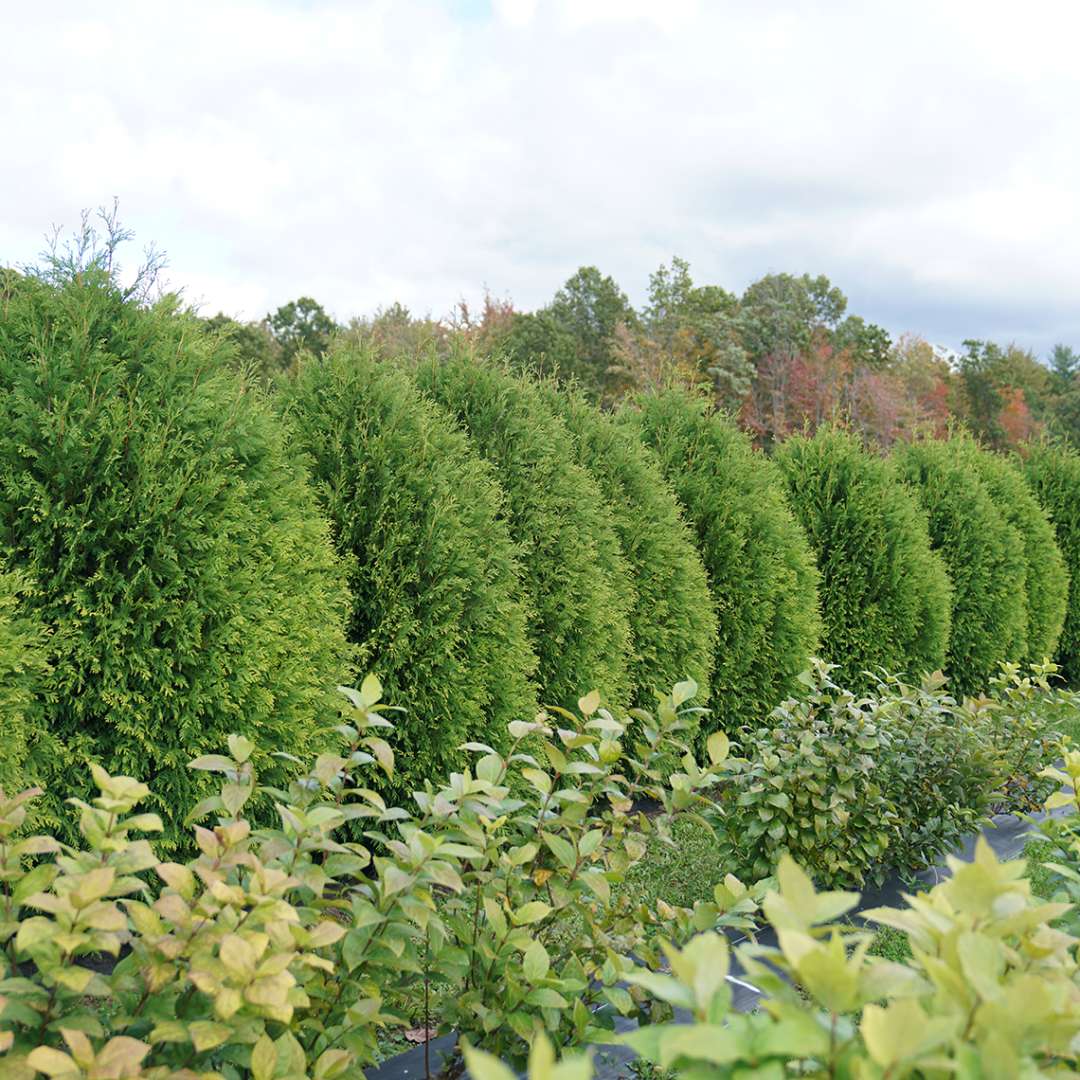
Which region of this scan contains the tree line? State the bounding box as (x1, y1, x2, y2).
(207, 256, 1080, 450)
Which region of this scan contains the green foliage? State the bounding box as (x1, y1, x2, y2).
(955, 439, 1068, 664)
(776, 426, 952, 688)
(539, 383, 717, 712)
(0, 271, 352, 846)
(625, 388, 821, 730)
(1024, 440, 1080, 682)
(0, 677, 756, 1077)
(414, 356, 635, 711)
(1030, 744, 1080, 938)
(283, 347, 538, 795)
(718, 660, 1067, 889)
(266, 297, 337, 370)
(893, 436, 1028, 696)
(0, 569, 49, 793)
(615, 843, 1080, 1077)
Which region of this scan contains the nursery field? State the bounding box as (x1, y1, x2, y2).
(4, 253, 1080, 1076)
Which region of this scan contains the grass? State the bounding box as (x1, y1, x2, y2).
(622, 815, 730, 911)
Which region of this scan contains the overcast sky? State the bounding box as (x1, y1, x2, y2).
(3, 0, 1079, 354)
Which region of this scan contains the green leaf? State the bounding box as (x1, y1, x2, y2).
(523, 939, 550, 982)
(512, 901, 552, 926)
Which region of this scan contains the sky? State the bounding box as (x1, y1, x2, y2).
(3, 0, 1079, 355)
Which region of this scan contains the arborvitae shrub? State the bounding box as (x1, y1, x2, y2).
(0, 271, 352, 843)
(0, 568, 49, 793)
(283, 348, 538, 791)
(893, 437, 1027, 696)
(624, 388, 821, 730)
(958, 440, 1067, 665)
(1023, 442, 1080, 681)
(414, 356, 635, 710)
(541, 384, 718, 709)
(775, 426, 952, 689)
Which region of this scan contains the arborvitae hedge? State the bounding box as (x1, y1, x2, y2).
(0, 568, 49, 793)
(625, 388, 821, 730)
(414, 357, 635, 710)
(1023, 442, 1080, 682)
(775, 426, 952, 690)
(0, 272, 352, 843)
(540, 383, 718, 709)
(284, 348, 538, 792)
(957, 440, 1067, 665)
(893, 438, 1027, 696)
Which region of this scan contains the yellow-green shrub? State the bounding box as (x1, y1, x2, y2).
(0, 271, 352, 844)
(0, 568, 49, 793)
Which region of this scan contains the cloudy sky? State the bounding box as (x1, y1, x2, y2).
(3, 0, 1079, 354)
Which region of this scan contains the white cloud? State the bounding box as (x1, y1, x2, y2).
(2, 0, 1079, 350)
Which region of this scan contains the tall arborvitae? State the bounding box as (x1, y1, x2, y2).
(894, 437, 1027, 696)
(284, 348, 538, 793)
(541, 383, 718, 714)
(415, 357, 635, 711)
(0, 270, 352, 844)
(776, 426, 952, 690)
(625, 388, 821, 731)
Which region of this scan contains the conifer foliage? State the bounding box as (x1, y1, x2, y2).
(625, 388, 821, 730)
(776, 426, 952, 689)
(1024, 442, 1080, 681)
(542, 384, 718, 710)
(894, 437, 1027, 696)
(0, 567, 49, 793)
(284, 348, 539, 792)
(0, 269, 352, 842)
(415, 357, 635, 710)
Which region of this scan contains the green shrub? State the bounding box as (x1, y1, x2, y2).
(0, 567, 49, 793)
(776, 426, 951, 688)
(623, 388, 821, 730)
(540, 383, 717, 710)
(612, 844, 1080, 1077)
(1023, 441, 1080, 681)
(0, 271, 351, 844)
(283, 348, 538, 793)
(0, 677, 749, 1076)
(414, 356, 635, 710)
(957, 438, 1068, 664)
(893, 437, 1027, 696)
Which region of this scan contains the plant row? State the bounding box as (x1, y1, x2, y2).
(4, 271, 1080, 840)
(0, 667, 1077, 1077)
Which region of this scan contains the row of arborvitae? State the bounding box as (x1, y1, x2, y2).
(5, 267, 1080, 837)
(1, 671, 1077, 1077)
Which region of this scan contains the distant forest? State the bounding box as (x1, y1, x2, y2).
(205, 257, 1080, 450)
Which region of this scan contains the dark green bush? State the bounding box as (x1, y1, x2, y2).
(540, 383, 717, 709)
(283, 348, 538, 792)
(0, 567, 49, 792)
(624, 388, 821, 730)
(775, 426, 952, 689)
(893, 437, 1027, 696)
(0, 271, 352, 843)
(957, 439, 1068, 664)
(414, 356, 635, 709)
(1023, 442, 1080, 681)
